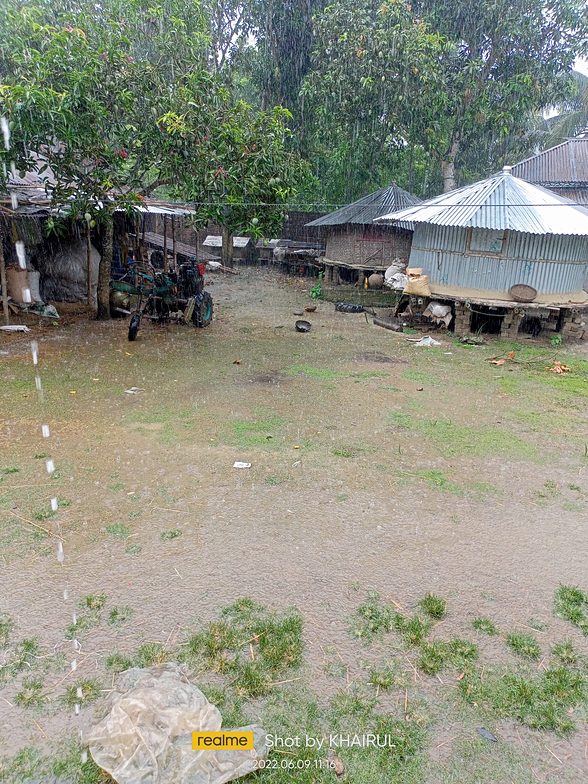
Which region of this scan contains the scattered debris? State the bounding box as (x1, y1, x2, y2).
(477, 727, 498, 743)
(407, 336, 441, 347)
(328, 752, 345, 777)
(335, 302, 364, 313)
(295, 320, 311, 333)
(304, 304, 317, 313)
(0, 324, 30, 332)
(124, 387, 144, 395)
(233, 461, 252, 469)
(489, 351, 516, 366)
(373, 316, 403, 332)
(545, 361, 570, 374)
(293, 310, 304, 316)
(423, 301, 452, 328)
(233, 359, 241, 365)
(87, 664, 267, 784)
(460, 335, 486, 345)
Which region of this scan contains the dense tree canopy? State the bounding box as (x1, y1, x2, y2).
(1, 0, 587, 247)
(0, 0, 306, 313)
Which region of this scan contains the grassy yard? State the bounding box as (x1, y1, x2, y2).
(0, 269, 587, 783)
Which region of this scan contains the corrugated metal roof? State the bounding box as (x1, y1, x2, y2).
(305, 183, 421, 227)
(510, 137, 588, 186)
(376, 168, 588, 235)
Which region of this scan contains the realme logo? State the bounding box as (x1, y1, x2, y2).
(192, 732, 254, 750)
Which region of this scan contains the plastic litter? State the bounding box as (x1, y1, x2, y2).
(477, 727, 498, 743)
(407, 336, 441, 347)
(87, 664, 267, 784)
(423, 301, 452, 328)
(233, 461, 251, 469)
(0, 324, 30, 332)
(125, 387, 144, 394)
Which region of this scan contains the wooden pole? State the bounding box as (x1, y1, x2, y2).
(141, 215, 146, 262)
(171, 216, 177, 270)
(163, 215, 168, 272)
(86, 222, 92, 307)
(0, 226, 9, 325)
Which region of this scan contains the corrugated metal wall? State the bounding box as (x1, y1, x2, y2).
(410, 225, 588, 294)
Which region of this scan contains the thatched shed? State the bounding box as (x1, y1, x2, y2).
(305, 184, 420, 285)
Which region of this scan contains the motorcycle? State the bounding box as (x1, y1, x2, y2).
(110, 258, 213, 341)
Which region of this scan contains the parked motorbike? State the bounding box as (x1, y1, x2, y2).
(110, 259, 213, 341)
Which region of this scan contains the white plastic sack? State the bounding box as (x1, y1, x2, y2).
(86, 665, 267, 784)
(423, 301, 452, 328)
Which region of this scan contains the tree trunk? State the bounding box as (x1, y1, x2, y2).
(441, 134, 461, 192)
(97, 211, 113, 320)
(221, 224, 233, 268)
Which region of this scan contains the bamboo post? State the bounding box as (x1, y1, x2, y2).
(86, 222, 92, 307)
(163, 215, 168, 272)
(171, 216, 177, 269)
(0, 227, 9, 325)
(141, 215, 146, 262)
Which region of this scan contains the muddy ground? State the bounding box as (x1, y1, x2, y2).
(1, 268, 588, 782)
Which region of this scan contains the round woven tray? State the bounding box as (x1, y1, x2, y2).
(509, 283, 537, 303)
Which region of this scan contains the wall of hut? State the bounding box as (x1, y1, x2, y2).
(324, 226, 412, 269)
(409, 225, 588, 302)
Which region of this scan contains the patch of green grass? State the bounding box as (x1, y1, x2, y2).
(417, 642, 447, 675)
(388, 412, 534, 459)
(1, 466, 20, 475)
(535, 479, 560, 503)
(32, 508, 57, 521)
(160, 528, 182, 540)
(2, 638, 40, 678)
(105, 653, 133, 673)
(65, 613, 100, 640)
(351, 370, 389, 381)
(14, 677, 46, 708)
(554, 584, 588, 634)
(394, 614, 431, 646)
(134, 642, 172, 668)
(460, 666, 587, 735)
(184, 600, 303, 697)
(230, 415, 283, 447)
(63, 678, 101, 707)
(0, 747, 44, 782)
(402, 368, 438, 386)
(105, 522, 131, 539)
(108, 606, 133, 626)
(286, 364, 342, 381)
(552, 641, 579, 665)
(419, 593, 447, 619)
(80, 594, 107, 611)
(506, 632, 541, 660)
(350, 592, 394, 642)
(367, 664, 404, 690)
(413, 470, 464, 495)
(125, 543, 142, 555)
(417, 638, 478, 676)
(0, 614, 13, 647)
(264, 475, 283, 486)
(51, 739, 105, 784)
(472, 617, 498, 636)
(331, 445, 367, 458)
(33, 452, 48, 460)
(527, 618, 547, 631)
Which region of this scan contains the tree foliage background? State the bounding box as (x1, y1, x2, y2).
(1, 0, 587, 212)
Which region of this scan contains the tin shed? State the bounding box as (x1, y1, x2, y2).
(377, 167, 588, 339)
